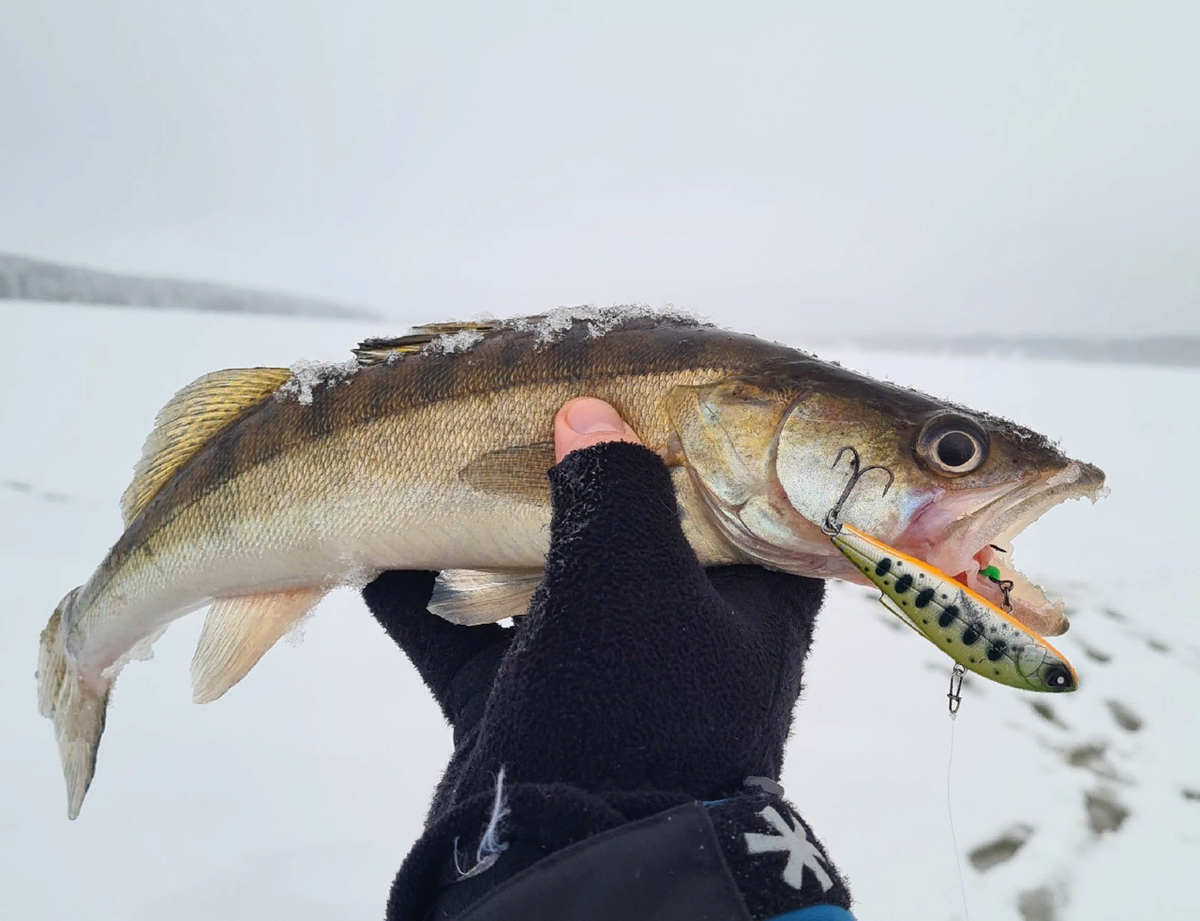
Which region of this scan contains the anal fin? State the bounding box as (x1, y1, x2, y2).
(191, 587, 326, 703)
(429, 569, 544, 625)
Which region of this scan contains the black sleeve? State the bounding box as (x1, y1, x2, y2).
(362, 570, 512, 728)
(457, 441, 824, 803)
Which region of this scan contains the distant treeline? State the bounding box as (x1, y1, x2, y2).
(0, 253, 376, 320)
(821, 334, 1200, 369)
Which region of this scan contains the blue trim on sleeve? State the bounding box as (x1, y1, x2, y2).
(765, 906, 856, 921)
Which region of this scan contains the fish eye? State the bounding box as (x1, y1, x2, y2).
(1044, 665, 1074, 690)
(916, 414, 989, 476)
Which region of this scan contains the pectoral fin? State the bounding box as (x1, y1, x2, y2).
(429, 569, 544, 625)
(191, 587, 327, 703)
(459, 443, 556, 503)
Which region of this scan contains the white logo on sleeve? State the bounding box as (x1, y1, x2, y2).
(743, 805, 834, 892)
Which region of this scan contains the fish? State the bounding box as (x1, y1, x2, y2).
(37, 307, 1106, 817)
(831, 523, 1078, 692)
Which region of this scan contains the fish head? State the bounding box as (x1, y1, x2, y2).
(668, 357, 1106, 636)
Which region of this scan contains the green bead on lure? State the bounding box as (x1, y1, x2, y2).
(831, 523, 1077, 693)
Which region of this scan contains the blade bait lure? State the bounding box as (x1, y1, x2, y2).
(832, 524, 1077, 692)
(822, 447, 1078, 693)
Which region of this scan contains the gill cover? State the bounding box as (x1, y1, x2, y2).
(774, 392, 918, 542)
(665, 378, 826, 568)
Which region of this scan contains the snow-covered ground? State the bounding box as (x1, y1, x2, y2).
(2, 300, 1196, 920)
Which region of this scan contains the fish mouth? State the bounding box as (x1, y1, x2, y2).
(899, 461, 1106, 636)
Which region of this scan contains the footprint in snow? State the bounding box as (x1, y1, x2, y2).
(3, 479, 76, 504)
(968, 822, 1035, 872)
(1084, 787, 1130, 836)
(1017, 885, 1063, 921)
(1029, 700, 1070, 731)
(1078, 641, 1112, 664)
(1104, 699, 1143, 732)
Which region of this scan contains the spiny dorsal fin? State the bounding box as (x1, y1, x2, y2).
(120, 368, 292, 525)
(354, 319, 543, 366)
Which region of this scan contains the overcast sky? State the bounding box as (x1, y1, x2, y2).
(1, 2, 1196, 337)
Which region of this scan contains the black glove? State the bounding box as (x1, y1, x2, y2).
(363, 440, 824, 814)
(364, 441, 854, 921)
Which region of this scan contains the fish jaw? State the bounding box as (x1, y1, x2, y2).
(895, 460, 1107, 636)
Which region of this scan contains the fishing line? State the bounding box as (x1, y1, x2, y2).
(946, 665, 971, 921)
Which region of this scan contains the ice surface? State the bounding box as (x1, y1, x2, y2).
(2, 301, 1197, 920)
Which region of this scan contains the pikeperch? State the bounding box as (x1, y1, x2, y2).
(37, 308, 1106, 817)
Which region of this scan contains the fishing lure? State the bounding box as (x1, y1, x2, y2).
(822, 447, 1077, 693)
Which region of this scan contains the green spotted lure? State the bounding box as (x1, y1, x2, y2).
(821, 446, 1077, 693)
(831, 524, 1077, 692)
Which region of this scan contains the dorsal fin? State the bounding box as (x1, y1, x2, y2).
(354, 319, 541, 366)
(120, 368, 292, 525)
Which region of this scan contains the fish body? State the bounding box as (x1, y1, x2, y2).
(37, 309, 1105, 817)
(831, 524, 1077, 692)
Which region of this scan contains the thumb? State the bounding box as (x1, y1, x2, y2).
(553, 398, 643, 463)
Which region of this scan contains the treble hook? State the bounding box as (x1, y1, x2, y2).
(948, 664, 965, 717)
(821, 446, 896, 535)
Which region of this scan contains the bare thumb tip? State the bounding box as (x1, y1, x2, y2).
(554, 398, 642, 462)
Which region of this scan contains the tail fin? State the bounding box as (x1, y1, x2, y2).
(38, 590, 112, 820)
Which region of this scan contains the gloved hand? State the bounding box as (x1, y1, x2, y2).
(363, 397, 825, 811)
